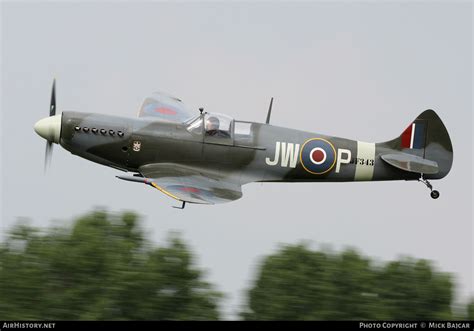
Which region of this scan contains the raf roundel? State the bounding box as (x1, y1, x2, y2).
(300, 138, 336, 175)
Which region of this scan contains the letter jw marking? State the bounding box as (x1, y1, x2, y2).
(266, 141, 300, 168)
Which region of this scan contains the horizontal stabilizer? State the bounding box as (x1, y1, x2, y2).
(381, 153, 439, 174)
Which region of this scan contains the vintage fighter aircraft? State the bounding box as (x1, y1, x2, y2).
(34, 81, 453, 208)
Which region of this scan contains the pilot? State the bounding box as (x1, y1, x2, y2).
(205, 116, 220, 136)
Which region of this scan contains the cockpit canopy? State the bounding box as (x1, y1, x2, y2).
(187, 113, 233, 139)
(186, 112, 255, 147)
(204, 113, 232, 138)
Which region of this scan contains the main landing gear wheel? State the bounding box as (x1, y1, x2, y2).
(418, 174, 440, 199)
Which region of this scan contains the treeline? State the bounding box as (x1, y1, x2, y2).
(0, 210, 472, 320)
(242, 245, 469, 320)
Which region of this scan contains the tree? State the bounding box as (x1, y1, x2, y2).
(376, 258, 453, 320)
(241, 244, 334, 320)
(467, 298, 474, 320)
(242, 244, 454, 320)
(0, 210, 221, 320)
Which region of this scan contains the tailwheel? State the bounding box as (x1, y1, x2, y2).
(418, 174, 440, 199)
(430, 190, 440, 199)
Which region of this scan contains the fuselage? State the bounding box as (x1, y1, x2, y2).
(57, 111, 435, 186)
(33, 82, 453, 203)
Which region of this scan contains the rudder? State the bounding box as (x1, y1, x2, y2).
(384, 109, 453, 179)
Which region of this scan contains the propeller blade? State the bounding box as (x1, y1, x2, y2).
(44, 141, 53, 172)
(44, 79, 56, 172)
(50, 79, 56, 116)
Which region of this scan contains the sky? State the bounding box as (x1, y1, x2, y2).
(1, 1, 472, 319)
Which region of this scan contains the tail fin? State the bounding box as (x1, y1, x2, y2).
(383, 109, 453, 179)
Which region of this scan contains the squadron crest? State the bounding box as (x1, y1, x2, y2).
(133, 141, 141, 152)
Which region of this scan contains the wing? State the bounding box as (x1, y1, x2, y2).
(139, 163, 242, 205)
(381, 153, 439, 174)
(138, 91, 193, 123)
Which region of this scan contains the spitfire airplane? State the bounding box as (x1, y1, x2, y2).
(34, 81, 453, 208)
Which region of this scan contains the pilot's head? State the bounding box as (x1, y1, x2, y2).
(206, 116, 220, 132)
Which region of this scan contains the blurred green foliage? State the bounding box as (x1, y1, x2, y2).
(241, 244, 456, 320)
(0, 210, 221, 320)
(0, 210, 471, 320)
(467, 299, 474, 320)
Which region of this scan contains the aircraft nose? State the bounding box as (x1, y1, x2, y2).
(34, 114, 62, 144)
